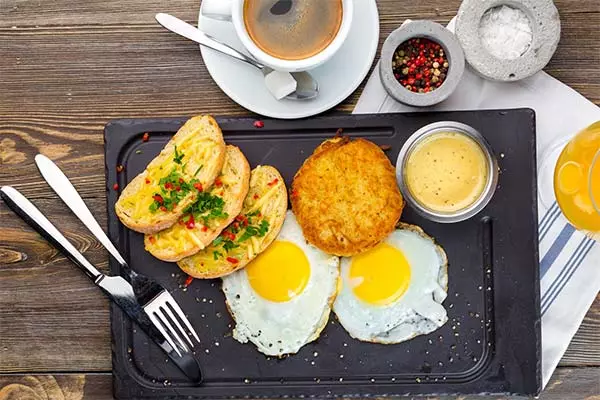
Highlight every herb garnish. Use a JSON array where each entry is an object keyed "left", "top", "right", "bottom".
[
  {"left": 183, "top": 191, "right": 228, "bottom": 226},
  {"left": 210, "top": 213, "right": 270, "bottom": 257},
  {"left": 149, "top": 150, "right": 200, "bottom": 213},
  {"left": 238, "top": 220, "right": 269, "bottom": 242},
  {"left": 149, "top": 167, "right": 199, "bottom": 212},
  {"left": 173, "top": 145, "right": 185, "bottom": 164},
  {"left": 223, "top": 239, "right": 239, "bottom": 252}
]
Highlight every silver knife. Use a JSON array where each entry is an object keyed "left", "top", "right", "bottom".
[{"left": 0, "top": 183, "right": 202, "bottom": 382}]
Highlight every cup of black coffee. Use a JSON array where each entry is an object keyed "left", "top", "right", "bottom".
[{"left": 202, "top": 0, "right": 354, "bottom": 72}]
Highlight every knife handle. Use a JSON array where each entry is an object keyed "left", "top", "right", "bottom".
[
  {"left": 0, "top": 186, "right": 103, "bottom": 282},
  {"left": 1, "top": 187, "right": 203, "bottom": 383}
]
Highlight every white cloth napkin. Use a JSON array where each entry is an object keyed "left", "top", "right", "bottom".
[{"left": 353, "top": 18, "right": 600, "bottom": 389}]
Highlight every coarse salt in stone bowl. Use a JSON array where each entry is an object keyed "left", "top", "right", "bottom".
[
  {"left": 455, "top": 0, "right": 561, "bottom": 81},
  {"left": 379, "top": 20, "right": 465, "bottom": 107}
]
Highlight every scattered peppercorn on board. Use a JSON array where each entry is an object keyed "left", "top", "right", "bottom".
[{"left": 105, "top": 110, "right": 541, "bottom": 399}]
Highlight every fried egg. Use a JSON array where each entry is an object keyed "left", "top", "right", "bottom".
[
  {"left": 222, "top": 210, "right": 340, "bottom": 356},
  {"left": 333, "top": 223, "right": 448, "bottom": 344}
]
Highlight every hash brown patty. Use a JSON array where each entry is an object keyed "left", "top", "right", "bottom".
[{"left": 291, "top": 138, "right": 404, "bottom": 256}]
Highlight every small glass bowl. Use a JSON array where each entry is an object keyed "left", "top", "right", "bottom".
[{"left": 396, "top": 121, "right": 499, "bottom": 223}]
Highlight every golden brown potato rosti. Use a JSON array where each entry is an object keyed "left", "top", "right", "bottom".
[{"left": 291, "top": 138, "right": 403, "bottom": 256}]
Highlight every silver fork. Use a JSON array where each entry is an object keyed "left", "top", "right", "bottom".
[
  {"left": 33, "top": 154, "right": 201, "bottom": 356},
  {"left": 0, "top": 185, "right": 202, "bottom": 381}
]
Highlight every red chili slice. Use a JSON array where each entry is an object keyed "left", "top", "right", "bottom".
[
  {"left": 184, "top": 275, "right": 194, "bottom": 287},
  {"left": 113, "top": 183, "right": 119, "bottom": 191},
  {"left": 160, "top": 206, "right": 167, "bottom": 212},
  {"left": 153, "top": 194, "right": 164, "bottom": 204},
  {"left": 142, "top": 132, "right": 150, "bottom": 142},
  {"left": 145, "top": 178, "right": 151, "bottom": 184},
  {"left": 215, "top": 178, "right": 223, "bottom": 187},
  {"left": 194, "top": 182, "right": 203, "bottom": 192},
  {"left": 148, "top": 236, "right": 156, "bottom": 244},
  {"left": 267, "top": 178, "right": 279, "bottom": 187},
  {"left": 226, "top": 257, "right": 239, "bottom": 264},
  {"left": 186, "top": 215, "right": 195, "bottom": 229}
]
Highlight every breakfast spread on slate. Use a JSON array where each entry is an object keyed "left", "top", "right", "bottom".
[
  {"left": 113, "top": 114, "right": 452, "bottom": 356},
  {"left": 4, "top": 0, "right": 599, "bottom": 397}
]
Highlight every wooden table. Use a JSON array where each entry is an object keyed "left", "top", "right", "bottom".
[{"left": 1, "top": 0, "right": 599, "bottom": 398}]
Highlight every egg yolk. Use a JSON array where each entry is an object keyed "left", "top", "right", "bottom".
[
  {"left": 349, "top": 243, "right": 411, "bottom": 306},
  {"left": 246, "top": 240, "right": 310, "bottom": 302}
]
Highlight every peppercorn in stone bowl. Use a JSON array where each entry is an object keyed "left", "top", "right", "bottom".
[{"left": 379, "top": 20, "right": 465, "bottom": 107}]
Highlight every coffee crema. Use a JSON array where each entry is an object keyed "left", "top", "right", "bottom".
[{"left": 243, "top": 0, "right": 343, "bottom": 61}]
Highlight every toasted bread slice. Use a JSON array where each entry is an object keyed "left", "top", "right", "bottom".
[
  {"left": 115, "top": 115, "right": 226, "bottom": 234},
  {"left": 177, "top": 166, "right": 288, "bottom": 279},
  {"left": 144, "top": 146, "right": 250, "bottom": 262}
]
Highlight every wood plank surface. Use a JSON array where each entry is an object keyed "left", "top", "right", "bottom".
[{"left": 1, "top": 0, "right": 599, "bottom": 398}]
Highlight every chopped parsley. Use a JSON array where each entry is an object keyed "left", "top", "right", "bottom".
[
  {"left": 238, "top": 220, "right": 269, "bottom": 242},
  {"left": 173, "top": 145, "right": 185, "bottom": 164},
  {"left": 223, "top": 239, "right": 239, "bottom": 252},
  {"left": 210, "top": 215, "right": 270, "bottom": 257},
  {"left": 193, "top": 165, "right": 203, "bottom": 176},
  {"left": 148, "top": 145, "right": 200, "bottom": 213},
  {"left": 183, "top": 191, "right": 228, "bottom": 226}
]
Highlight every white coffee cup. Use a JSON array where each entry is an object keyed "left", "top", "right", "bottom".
[{"left": 202, "top": 0, "right": 354, "bottom": 72}]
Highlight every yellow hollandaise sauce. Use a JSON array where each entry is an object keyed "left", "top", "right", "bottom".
[{"left": 404, "top": 131, "right": 489, "bottom": 213}]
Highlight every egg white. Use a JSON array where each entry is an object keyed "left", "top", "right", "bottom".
[
  {"left": 333, "top": 223, "right": 448, "bottom": 344},
  {"left": 222, "top": 210, "right": 340, "bottom": 356}
]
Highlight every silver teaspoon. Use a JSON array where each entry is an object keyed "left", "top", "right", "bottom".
[{"left": 155, "top": 13, "right": 319, "bottom": 101}]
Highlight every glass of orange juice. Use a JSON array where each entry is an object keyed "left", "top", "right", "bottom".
[{"left": 553, "top": 121, "right": 600, "bottom": 240}]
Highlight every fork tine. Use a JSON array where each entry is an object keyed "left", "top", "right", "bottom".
[
  {"left": 154, "top": 307, "right": 190, "bottom": 353},
  {"left": 163, "top": 302, "right": 194, "bottom": 348},
  {"left": 148, "top": 311, "right": 183, "bottom": 357},
  {"left": 166, "top": 295, "right": 201, "bottom": 342}
]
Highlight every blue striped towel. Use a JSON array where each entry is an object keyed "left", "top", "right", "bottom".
[{"left": 353, "top": 17, "right": 600, "bottom": 387}]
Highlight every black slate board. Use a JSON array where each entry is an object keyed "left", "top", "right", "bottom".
[{"left": 104, "top": 109, "right": 541, "bottom": 399}]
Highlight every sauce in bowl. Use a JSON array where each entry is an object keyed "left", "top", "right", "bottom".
[
  {"left": 404, "top": 131, "right": 489, "bottom": 213},
  {"left": 396, "top": 121, "right": 498, "bottom": 223}
]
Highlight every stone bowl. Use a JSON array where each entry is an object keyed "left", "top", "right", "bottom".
[
  {"left": 455, "top": 0, "right": 561, "bottom": 81},
  {"left": 379, "top": 20, "right": 465, "bottom": 107}
]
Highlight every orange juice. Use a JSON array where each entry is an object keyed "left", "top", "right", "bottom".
[{"left": 554, "top": 121, "right": 600, "bottom": 237}]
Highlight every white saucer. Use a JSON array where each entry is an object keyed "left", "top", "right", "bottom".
[{"left": 198, "top": 0, "right": 380, "bottom": 119}]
